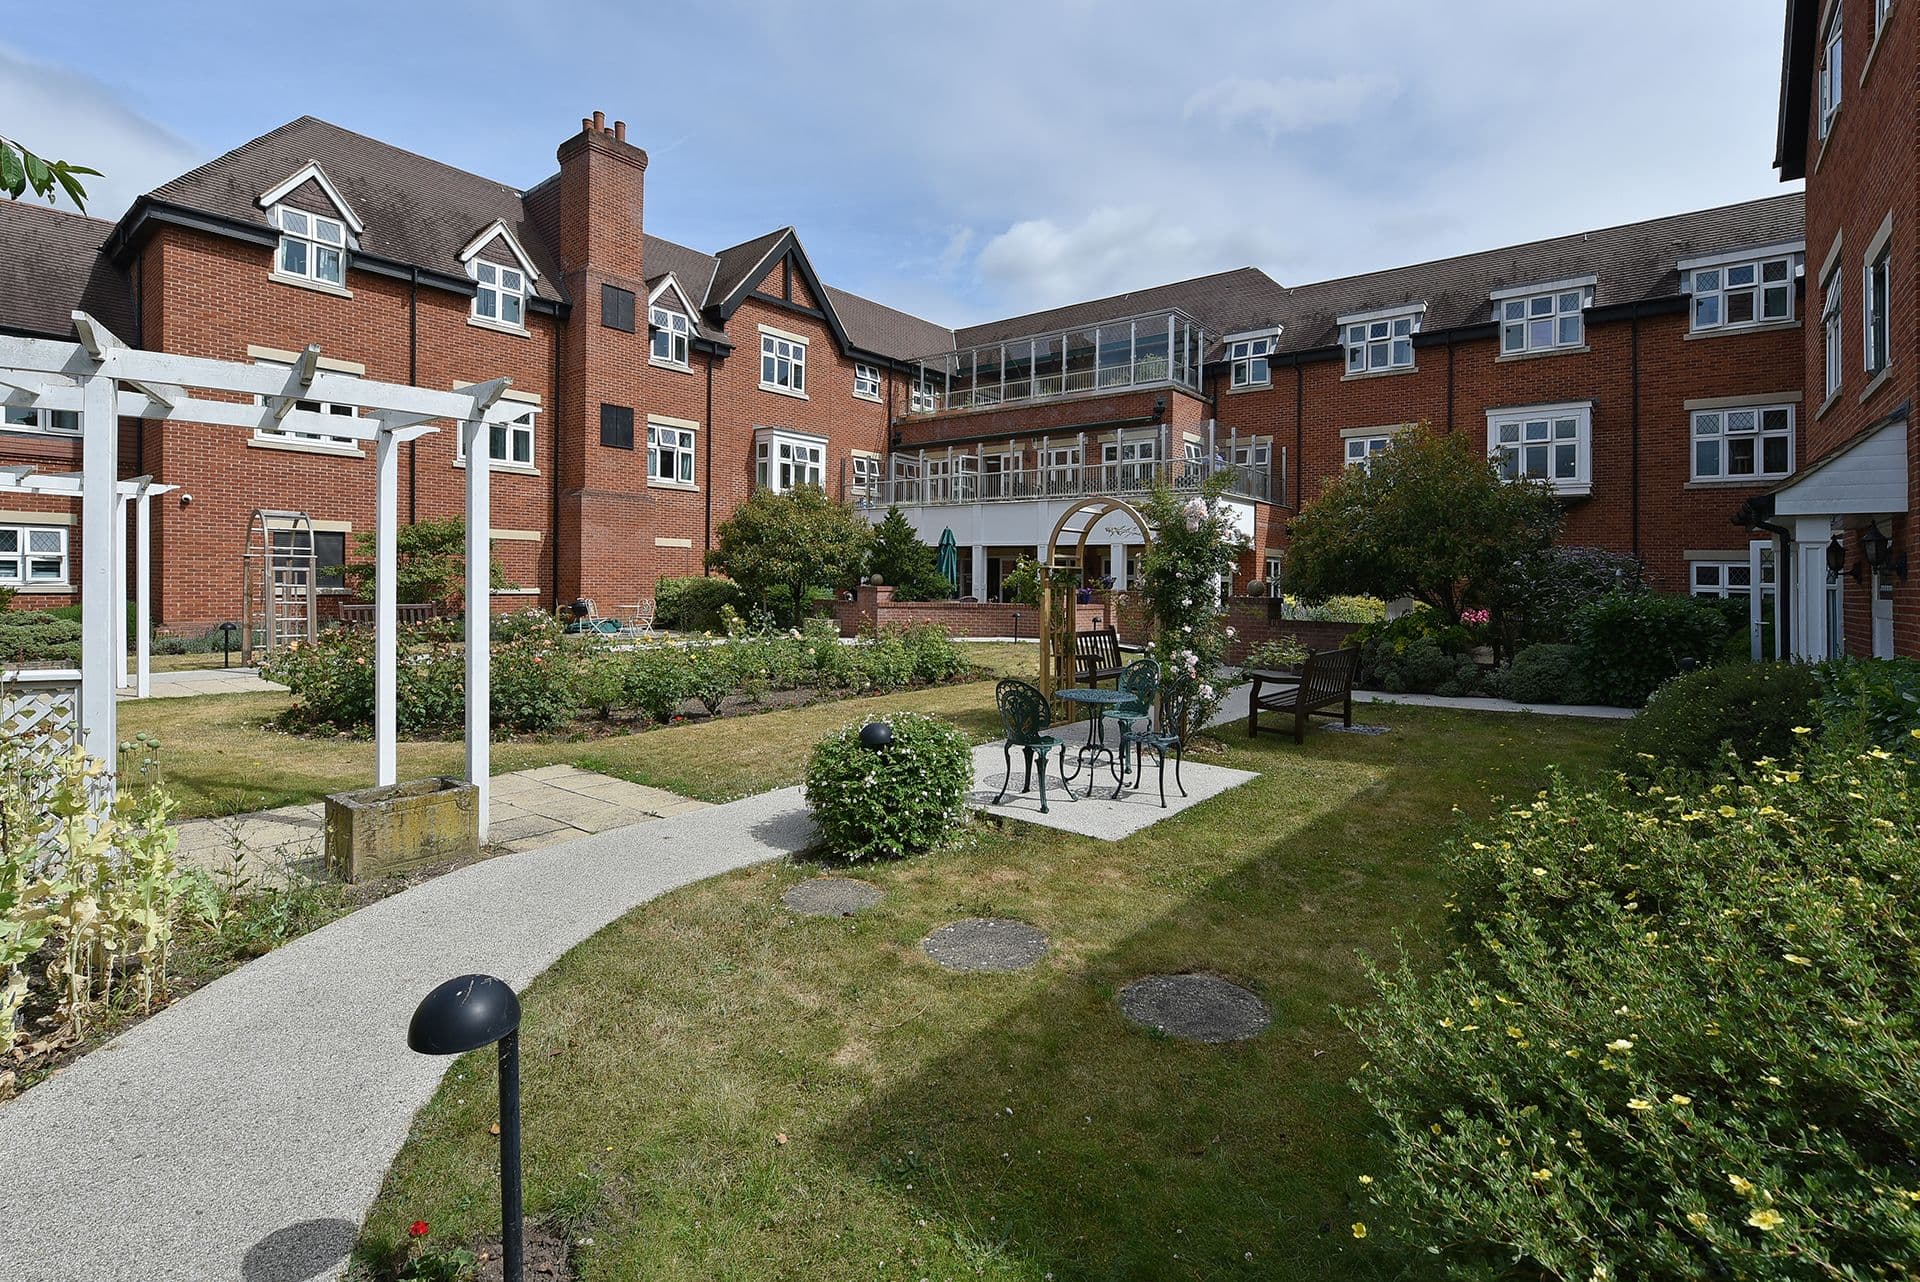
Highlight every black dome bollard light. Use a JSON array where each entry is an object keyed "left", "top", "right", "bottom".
[
  {"left": 408, "top": 975, "right": 524, "bottom": 1282},
  {"left": 859, "top": 720, "right": 894, "bottom": 753}
]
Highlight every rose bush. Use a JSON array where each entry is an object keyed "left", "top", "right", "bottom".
[{"left": 804, "top": 712, "right": 973, "bottom": 860}]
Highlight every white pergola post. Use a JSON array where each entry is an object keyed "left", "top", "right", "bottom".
[
  {"left": 463, "top": 415, "right": 493, "bottom": 843},
  {"left": 77, "top": 372, "right": 118, "bottom": 766},
  {"left": 135, "top": 487, "right": 153, "bottom": 699},
  {"left": 112, "top": 490, "right": 129, "bottom": 689},
  {"left": 373, "top": 428, "right": 400, "bottom": 787}
]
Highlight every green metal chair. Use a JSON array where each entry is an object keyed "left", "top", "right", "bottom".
[
  {"left": 1123, "top": 689, "right": 1192, "bottom": 808},
  {"left": 994, "top": 678, "right": 1065, "bottom": 814},
  {"left": 1101, "top": 658, "right": 1160, "bottom": 743}
]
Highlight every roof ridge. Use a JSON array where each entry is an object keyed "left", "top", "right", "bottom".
[
  {"left": 959, "top": 264, "right": 1277, "bottom": 333},
  {"left": 229, "top": 115, "right": 533, "bottom": 200},
  {"left": 1285, "top": 191, "right": 1806, "bottom": 296},
  {"left": 1, "top": 199, "right": 115, "bottom": 229}
]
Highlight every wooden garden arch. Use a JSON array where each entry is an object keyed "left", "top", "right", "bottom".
[{"left": 1037, "top": 495, "right": 1154, "bottom": 700}]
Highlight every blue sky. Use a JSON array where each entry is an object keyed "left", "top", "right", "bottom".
[{"left": 5, "top": 0, "right": 1797, "bottom": 329}]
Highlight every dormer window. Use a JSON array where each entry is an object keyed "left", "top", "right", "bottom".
[
  {"left": 650, "top": 307, "right": 690, "bottom": 367},
  {"left": 273, "top": 207, "right": 346, "bottom": 287},
  {"left": 1493, "top": 279, "right": 1592, "bottom": 355},
  {"left": 472, "top": 261, "right": 526, "bottom": 328},
  {"left": 1341, "top": 307, "right": 1421, "bottom": 375},
  {"left": 1226, "top": 331, "right": 1277, "bottom": 388},
  {"left": 1683, "top": 248, "right": 1799, "bottom": 332}
]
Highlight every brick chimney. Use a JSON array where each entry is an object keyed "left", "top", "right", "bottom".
[{"left": 553, "top": 111, "right": 652, "bottom": 609}]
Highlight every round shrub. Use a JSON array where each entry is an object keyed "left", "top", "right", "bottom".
[
  {"left": 1614, "top": 661, "right": 1820, "bottom": 776},
  {"left": 1488, "top": 642, "right": 1588, "bottom": 705},
  {"left": 804, "top": 712, "right": 972, "bottom": 860},
  {"left": 1571, "top": 592, "right": 1728, "bottom": 706},
  {"left": 622, "top": 646, "right": 691, "bottom": 724},
  {"left": 1348, "top": 739, "right": 1920, "bottom": 1278}
]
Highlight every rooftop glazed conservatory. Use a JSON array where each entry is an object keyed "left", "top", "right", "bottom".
[{"left": 905, "top": 309, "right": 1207, "bottom": 413}]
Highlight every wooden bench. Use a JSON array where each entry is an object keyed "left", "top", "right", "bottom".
[
  {"left": 1246, "top": 647, "right": 1360, "bottom": 743},
  {"left": 1064, "top": 625, "right": 1125, "bottom": 688},
  {"left": 336, "top": 602, "right": 438, "bottom": 628}
]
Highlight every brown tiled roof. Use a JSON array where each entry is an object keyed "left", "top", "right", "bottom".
[
  {"left": 823, "top": 286, "right": 953, "bottom": 362},
  {"left": 145, "top": 116, "right": 566, "bottom": 302},
  {"left": 1271, "top": 193, "right": 1807, "bottom": 352},
  {"left": 703, "top": 227, "right": 792, "bottom": 310},
  {"left": 0, "top": 200, "right": 133, "bottom": 339}
]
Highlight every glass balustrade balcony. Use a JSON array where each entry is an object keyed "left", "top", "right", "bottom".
[
  {"left": 906, "top": 309, "right": 1207, "bottom": 414},
  {"left": 877, "top": 449, "right": 1275, "bottom": 507}
]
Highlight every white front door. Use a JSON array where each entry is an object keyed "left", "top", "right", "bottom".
[{"left": 1873, "top": 570, "right": 1896, "bottom": 658}]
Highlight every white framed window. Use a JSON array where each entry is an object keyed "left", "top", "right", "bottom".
[
  {"left": 1865, "top": 241, "right": 1891, "bottom": 375},
  {"left": 456, "top": 407, "right": 538, "bottom": 469},
  {"left": 1691, "top": 557, "right": 1775, "bottom": 602},
  {"left": 1488, "top": 403, "right": 1592, "bottom": 496},
  {"left": 271, "top": 206, "right": 346, "bottom": 287},
  {"left": 760, "top": 331, "right": 807, "bottom": 396},
  {"left": 1819, "top": 9, "right": 1844, "bottom": 138},
  {"left": 471, "top": 260, "right": 526, "bottom": 328},
  {"left": 0, "top": 524, "right": 69, "bottom": 585},
  {"left": 853, "top": 363, "right": 882, "bottom": 402},
  {"left": 910, "top": 376, "right": 940, "bottom": 414},
  {"left": 1691, "top": 404, "right": 1794, "bottom": 481},
  {"left": 647, "top": 419, "right": 697, "bottom": 487},
  {"left": 1228, "top": 335, "right": 1276, "bottom": 388},
  {"left": 1341, "top": 309, "right": 1419, "bottom": 375},
  {"left": 1263, "top": 554, "right": 1284, "bottom": 585},
  {"left": 1344, "top": 434, "right": 1392, "bottom": 468},
  {"left": 2, "top": 406, "right": 80, "bottom": 435},
  {"left": 1876, "top": 0, "right": 1894, "bottom": 38},
  {"left": 1822, "top": 264, "right": 1844, "bottom": 399},
  {"left": 1231, "top": 440, "right": 1270, "bottom": 470},
  {"left": 1688, "top": 254, "right": 1796, "bottom": 332},
  {"left": 755, "top": 430, "right": 825, "bottom": 492},
  {"left": 851, "top": 453, "right": 882, "bottom": 496},
  {"left": 252, "top": 360, "right": 359, "bottom": 448},
  {"left": 650, "top": 307, "right": 690, "bottom": 368},
  {"left": 1496, "top": 285, "right": 1588, "bottom": 355}
]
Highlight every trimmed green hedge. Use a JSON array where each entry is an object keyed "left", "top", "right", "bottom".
[
  {"left": 654, "top": 576, "right": 744, "bottom": 632},
  {"left": 1614, "top": 661, "right": 1820, "bottom": 776}
]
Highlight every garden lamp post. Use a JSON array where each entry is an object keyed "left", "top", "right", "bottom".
[
  {"left": 217, "top": 621, "right": 237, "bottom": 669},
  {"left": 408, "top": 974, "right": 524, "bottom": 1282},
  {"left": 859, "top": 720, "right": 894, "bottom": 753}
]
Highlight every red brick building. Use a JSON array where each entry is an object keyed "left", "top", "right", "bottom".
[
  {"left": 0, "top": 69, "right": 1891, "bottom": 652},
  {"left": 1764, "top": 0, "right": 1914, "bottom": 660}
]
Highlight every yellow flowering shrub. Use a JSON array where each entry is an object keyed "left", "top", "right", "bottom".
[{"left": 1346, "top": 736, "right": 1920, "bottom": 1279}]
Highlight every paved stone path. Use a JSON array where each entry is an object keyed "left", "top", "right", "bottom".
[
  {"left": 172, "top": 764, "right": 709, "bottom": 884},
  {"left": 118, "top": 666, "right": 287, "bottom": 699},
  {"left": 0, "top": 785, "right": 813, "bottom": 1282}
]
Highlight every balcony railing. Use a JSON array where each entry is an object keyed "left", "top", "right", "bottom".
[
  {"left": 906, "top": 308, "right": 1207, "bottom": 415},
  {"left": 877, "top": 457, "right": 1274, "bottom": 507}
]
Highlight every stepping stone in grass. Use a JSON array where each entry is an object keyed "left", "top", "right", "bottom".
[
  {"left": 1322, "top": 723, "right": 1390, "bottom": 735},
  {"left": 1120, "top": 973, "right": 1272, "bottom": 1043},
  {"left": 922, "top": 918, "right": 1048, "bottom": 972},
  {"left": 782, "top": 877, "right": 883, "bottom": 918}
]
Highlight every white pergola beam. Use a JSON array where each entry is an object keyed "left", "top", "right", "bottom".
[
  {"left": 463, "top": 416, "right": 491, "bottom": 842},
  {"left": 77, "top": 372, "right": 117, "bottom": 763},
  {"left": 374, "top": 430, "right": 400, "bottom": 787},
  {"left": 113, "top": 491, "right": 129, "bottom": 690}
]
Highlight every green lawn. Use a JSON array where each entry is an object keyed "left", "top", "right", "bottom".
[
  {"left": 355, "top": 698, "right": 1619, "bottom": 1281},
  {"left": 120, "top": 643, "right": 1034, "bottom": 818}
]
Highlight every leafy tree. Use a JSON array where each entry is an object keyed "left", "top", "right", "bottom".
[
  {"left": 346, "top": 517, "right": 505, "bottom": 605},
  {"left": 866, "top": 507, "right": 950, "bottom": 601},
  {"left": 0, "top": 134, "right": 98, "bottom": 210},
  {"left": 1284, "top": 425, "right": 1559, "bottom": 646},
  {"left": 706, "top": 485, "right": 873, "bottom": 624}
]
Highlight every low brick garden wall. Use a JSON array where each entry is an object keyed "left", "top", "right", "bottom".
[
  {"left": 1112, "top": 594, "right": 1360, "bottom": 663},
  {"left": 832, "top": 585, "right": 1112, "bottom": 640}
]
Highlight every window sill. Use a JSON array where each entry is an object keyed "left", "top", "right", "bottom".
[
  {"left": 1861, "top": 17, "right": 1892, "bottom": 85},
  {"left": 1684, "top": 320, "right": 1800, "bottom": 341},
  {"left": 453, "top": 459, "right": 541, "bottom": 476},
  {"left": 468, "top": 315, "right": 531, "bottom": 339},
  {"left": 1496, "top": 345, "right": 1590, "bottom": 363},
  {"left": 1550, "top": 484, "right": 1593, "bottom": 500},
  {"left": 649, "top": 357, "right": 693, "bottom": 374},
  {"left": 1686, "top": 477, "right": 1790, "bottom": 490},
  {"left": 246, "top": 434, "right": 366, "bottom": 459},
  {"left": 853, "top": 392, "right": 883, "bottom": 404},
  {"left": 269, "top": 271, "right": 352, "bottom": 299},
  {"left": 646, "top": 479, "right": 700, "bottom": 493},
  {"left": 1816, "top": 388, "right": 1844, "bottom": 420},
  {"left": 491, "top": 587, "right": 538, "bottom": 597},
  {"left": 759, "top": 382, "right": 809, "bottom": 401},
  {"left": 6, "top": 583, "right": 73, "bottom": 595},
  {"left": 1225, "top": 382, "right": 1273, "bottom": 394},
  {"left": 0, "top": 426, "right": 80, "bottom": 440},
  {"left": 1859, "top": 365, "right": 1893, "bottom": 403},
  {"left": 1341, "top": 365, "right": 1416, "bottom": 382}
]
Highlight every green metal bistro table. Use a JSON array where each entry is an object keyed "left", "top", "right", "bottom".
[{"left": 1055, "top": 687, "right": 1134, "bottom": 799}]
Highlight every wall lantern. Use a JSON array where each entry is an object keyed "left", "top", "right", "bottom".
[
  {"left": 409, "top": 975, "right": 525, "bottom": 1282},
  {"left": 1860, "top": 522, "right": 1907, "bottom": 581},
  {"left": 1825, "top": 535, "right": 1848, "bottom": 582}
]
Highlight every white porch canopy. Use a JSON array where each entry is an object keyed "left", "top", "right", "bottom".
[{"left": 0, "top": 311, "right": 529, "bottom": 838}]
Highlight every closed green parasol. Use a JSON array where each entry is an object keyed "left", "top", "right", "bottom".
[{"left": 936, "top": 527, "right": 960, "bottom": 591}]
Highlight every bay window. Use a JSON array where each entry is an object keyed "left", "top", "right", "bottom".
[
  {"left": 1488, "top": 403, "right": 1592, "bottom": 496},
  {"left": 755, "top": 429, "right": 825, "bottom": 492}
]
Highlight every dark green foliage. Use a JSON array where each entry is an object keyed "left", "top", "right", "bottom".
[
  {"left": 1356, "top": 611, "right": 1479, "bottom": 695},
  {"left": 1813, "top": 656, "right": 1920, "bottom": 745},
  {"left": 804, "top": 712, "right": 973, "bottom": 859},
  {"left": 1506, "top": 546, "right": 1646, "bottom": 646},
  {"left": 653, "top": 576, "right": 744, "bottom": 632},
  {"left": 1570, "top": 593, "right": 1729, "bottom": 707},
  {"left": 1486, "top": 642, "right": 1588, "bottom": 705},
  {"left": 1348, "top": 740, "right": 1920, "bottom": 1279},
  {"left": 866, "top": 508, "right": 951, "bottom": 602},
  {"left": 346, "top": 517, "right": 506, "bottom": 605},
  {"left": 706, "top": 486, "right": 873, "bottom": 625},
  {"left": 1613, "top": 662, "right": 1820, "bottom": 775},
  {"left": 0, "top": 610, "right": 83, "bottom": 666}
]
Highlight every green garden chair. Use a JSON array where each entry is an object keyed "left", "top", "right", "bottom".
[
  {"left": 1122, "top": 688, "right": 1192, "bottom": 808},
  {"left": 994, "top": 678, "right": 1065, "bottom": 814},
  {"left": 1101, "top": 658, "right": 1160, "bottom": 743}
]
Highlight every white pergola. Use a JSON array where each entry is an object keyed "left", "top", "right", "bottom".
[{"left": 0, "top": 311, "right": 527, "bottom": 838}]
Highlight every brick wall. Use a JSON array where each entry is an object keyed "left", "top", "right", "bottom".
[{"left": 832, "top": 584, "right": 1110, "bottom": 638}]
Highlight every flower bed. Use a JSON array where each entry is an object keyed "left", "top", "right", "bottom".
[{"left": 262, "top": 611, "right": 973, "bottom": 739}]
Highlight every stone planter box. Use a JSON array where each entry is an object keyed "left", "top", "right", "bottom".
[{"left": 325, "top": 776, "right": 479, "bottom": 883}]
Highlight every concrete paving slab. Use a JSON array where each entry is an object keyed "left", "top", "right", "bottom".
[
  {"left": 966, "top": 742, "right": 1256, "bottom": 839},
  {"left": 0, "top": 788, "right": 817, "bottom": 1282}
]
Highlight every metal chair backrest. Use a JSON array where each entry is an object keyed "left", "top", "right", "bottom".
[
  {"left": 1115, "top": 658, "right": 1159, "bottom": 713},
  {"left": 1158, "top": 687, "right": 1194, "bottom": 741},
  {"left": 996, "top": 678, "right": 1053, "bottom": 745}
]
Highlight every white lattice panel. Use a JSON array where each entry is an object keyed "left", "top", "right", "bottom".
[{"left": 1, "top": 669, "right": 83, "bottom": 763}]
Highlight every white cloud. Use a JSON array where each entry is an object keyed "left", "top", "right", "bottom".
[
  {"left": 0, "top": 44, "right": 203, "bottom": 219},
  {"left": 1183, "top": 74, "right": 1399, "bottom": 141},
  {"left": 976, "top": 206, "right": 1272, "bottom": 307}
]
